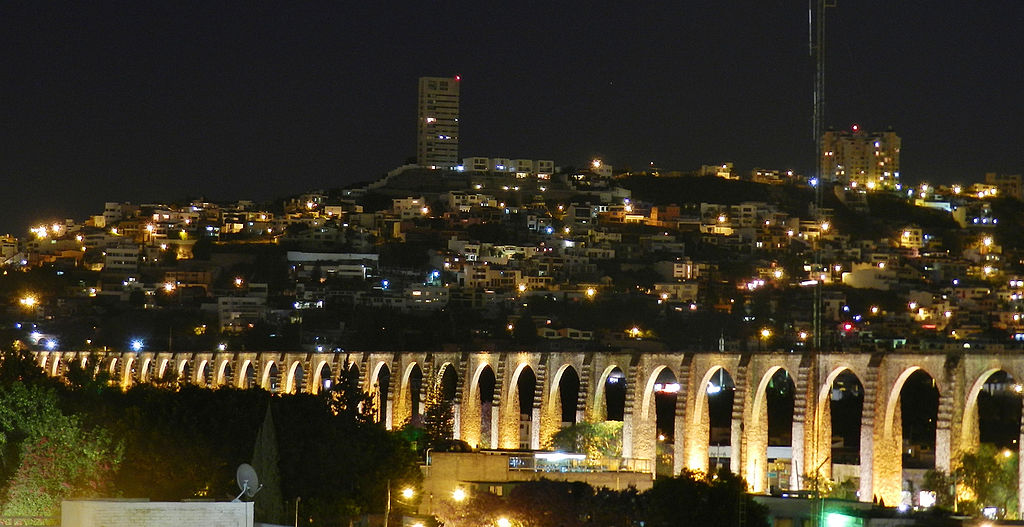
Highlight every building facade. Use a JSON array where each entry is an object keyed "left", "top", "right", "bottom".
[
  {"left": 417, "top": 76, "right": 460, "bottom": 169},
  {"left": 821, "top": 126, "right": 901, "bottom": 190}
]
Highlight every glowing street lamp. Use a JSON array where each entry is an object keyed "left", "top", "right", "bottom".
[
  {"left": 452, "top": 487, "right": 467, "bottom": 502},
  {"left": 585, "top": 287, "right": 596, "bottom": 299},
  {"left": 130, "top": 339, "right": 144, "bottom": 352},
  {"left": 19, "top": 295, "right": 38, "bottom": 309},
  {"left": 496, "top": 518, "right": 512, "bottom": 527}
]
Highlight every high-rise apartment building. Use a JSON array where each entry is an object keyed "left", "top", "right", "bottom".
[
  {"left": 417, "top": 76, "right": 460, "bottom": 169},
  {"left": 821, "top": 125, "right": 901, "bottom": 190}
]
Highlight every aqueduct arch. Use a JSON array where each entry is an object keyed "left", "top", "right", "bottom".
[{"left": 32, "top": 348, "right": 1024, "bottom": 514}]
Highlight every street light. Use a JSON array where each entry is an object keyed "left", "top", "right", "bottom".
[
  {"left": 384, "top": 482, "right": 415, "bottom": 527},
  {"left": 452, "top": 487, "right": 467, "bottom": 502},
  {"left": 497, "top": 517, "right": 512, "bottom": 527}
]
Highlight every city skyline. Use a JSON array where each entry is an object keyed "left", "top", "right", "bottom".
[{"left": 2, "top": 1, "right": 1022, "bottom": 234}]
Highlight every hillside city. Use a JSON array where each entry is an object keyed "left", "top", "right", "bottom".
[
  {"left": 3, "top": 74, "right": 1024, "bottom": 527},
  {"left": 4, "top": 148, "right": 1023, "bottom": 358}
]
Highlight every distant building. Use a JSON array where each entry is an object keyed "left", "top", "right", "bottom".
[
  {"left": 700, "top": 163, "right": 735, "bottom": 180},
  {"left": 460, "top": 157, "right": 555, "bottom": 179},
  {"left": 985, "top": 172, "right": 1022, "bottom": 200},
  {"left": 821, "top": 125, "right": 901, "bottom": 190},
  {"left": 417, "top": 76, "right": 460, "bottom": 169}
]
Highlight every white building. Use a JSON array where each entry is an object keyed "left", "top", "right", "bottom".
[{"left": 417, "top": 76, "right": 460, "bottom": 169}]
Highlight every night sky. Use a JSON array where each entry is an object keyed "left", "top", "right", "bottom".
[{"left": 2, "top": 1, "right": 1021, "bottom": 234}]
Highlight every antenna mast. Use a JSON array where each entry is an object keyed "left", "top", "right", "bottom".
[{"left": 810, "top": 0, "right": 833, "bottom": 351}]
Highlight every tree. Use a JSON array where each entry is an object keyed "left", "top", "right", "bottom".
[
  {"left": 923, "top": 444, "right": 1018, "bottom": 518},
  {"left": 957, "top": 444, "right": 1017, "bottom": 518},
  {"left": 507, "top": 479, "right": 592, "bottom": 527},
  {"left": 643, "top": 469, "right": 769, "bottom": 527},
  {"left": 421, "top": 374, "right": 455, "bottom": 454},
  {"left": 325, "top": 366, "right": 376, "bottom": 424},
  {"left": 252, "top": 404, "right": 285, "bottom": 524},
  {"left": 0, "top": 382, "right": 122, "bottom": 517},
  {"left": 0, "top": 349, "right": 47, "bottom": 385},
  {"left": 550, "top": 421, "right": 623, "bottom": 459}
]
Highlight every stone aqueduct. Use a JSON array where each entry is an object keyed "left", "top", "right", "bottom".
[{"left": 33, "top": 349, "right": 1024, "bottom": 509}]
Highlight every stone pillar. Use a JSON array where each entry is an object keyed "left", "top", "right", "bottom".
[
  {"left": 742, "top": 380, "right": 768, "bottom": 494},
  {"left": 791, "top": 359, "right": 814, "bottom": 491},
  {"left": 498, "top": 361, "right": 520, "bottom": 449},
  {"left": 452, "top": 402, "right": 462, "bottom": 440},
  {"left": 621, "top": 365, "right": 638, "bottom": 460},
  {"left": 813, "top": 385, "right": 833, "bottom": 482},
  {"left": 682, "top": 367, "right": 710, "bottom": 473},
  {"left": 673, "top": 358, "right": 691, "bottom": 476},
  {"left": 872, "top": 390, "right": 903, "bottom": 508},
  {"left": 530, "top": 404, "right": 541, "bottom": 450},
  {"left": 732, "top": 360, "right": 749, "bottom": 481},
  {"left": 935, "top": 390, "right": 954, "bottom": 473},
  {"left": 859, "top": 366, "right": 878, "bottom": 503},
  {"left": 489, "top": 399, "right": 500, "bottom": 448},
  {"left": 391, "top": 360, "right": 410, "bottom": 429}
]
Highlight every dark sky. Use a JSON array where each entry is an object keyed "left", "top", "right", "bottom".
[{"left": 2, "top": 1, "right": 1022, "bottom": 234}]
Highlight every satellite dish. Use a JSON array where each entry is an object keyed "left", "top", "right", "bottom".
[{"left": 234, "top": 463, "right": 263, "bottom": 501}]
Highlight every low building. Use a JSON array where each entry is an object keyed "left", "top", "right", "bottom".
[{"left": 419, "top": 451, "right": 653, "bottom": 517}]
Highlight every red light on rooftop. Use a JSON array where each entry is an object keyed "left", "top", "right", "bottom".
[
  {"left": 852, "top": 124, "right": 860, "bottom": 132},
  {"left": 454, "top": 75, "right": 461, "bottom": 81}
]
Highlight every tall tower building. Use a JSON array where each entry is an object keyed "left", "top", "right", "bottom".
[
  {"left": 417, "top": 76, "right": 460, "bottom": 169},
  {"left": 821, "top": 125, "right": 901, "bottom": 190}
]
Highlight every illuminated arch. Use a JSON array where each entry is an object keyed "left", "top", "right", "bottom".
[
  {"left": 139, "top": 358, "right": 153, "bottom": 382},
  {"left": 693, "top": 365, "right": 730, "bottom": 426},
  {"left": 311, "top": 360, "right": 331, "bottom": 394},
  {"left": 261, "top": 360, "right": 280, "bottom": 392},
  {"left": 286, "top": 360, "right": 304, "bottom": 394},
  {"left": 238, "top": 360, "right": 256, "bottom": 389},
  {"left": 216, "top": 359, "right": 232, "bottom": 386},
  {"left": 594, "top": 364, "right": 625, "bottom": 420},
  {"left": 961, "top": 366, "right": 1015, "bottom": 450},
  {"left": 196, "top": 359, "right": 210, "bottom": 385},
  {"left": 122, "top": 356, "right": 135, "bottom": 387},
  {"left": 640, "top": 365, "right": 675, "bottom": 421},
  {"left": 883, "top": 366, "right": 927, "bottom": 440},
  {"left": 547, "top": 363, "right": 579, "bottom": 414}
]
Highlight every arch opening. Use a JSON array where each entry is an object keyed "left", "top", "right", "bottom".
[
  {"left": 652, "top": 367, "right": 678, "bottom": 477},
  {"left": 373, "top": 363, "right": 391, "bottom": 425},
  {"left": 705, "top": 366, "right": 736, "bottom": 472},
  {"left": 407, "top": 363, "right": 424, "bottom": 426},
  {"left": 316, "top": 362, "right": 332, "bottom": 393},
  {"left": 557, "top": 365, "right": 580, "bottom": 427},
  {"left": 603, "top": 367, "right": 626, "bottom": 421},
  {"left": 898, "top": 370, "right": 939, "bottom": 470},
  {"left": 266, "top": 362, "right": 281, "bottom": 393},
  {"left": 515, "top": 366, "right": 537, "bottom": 449},
  {"left": 288, "top": 362, "right": 304, "bottom": 394},
  {"left": 179, "top": 361, "right": 191, "bottom": 384},
  {"left": 830, "top": 370, "right": 864, "bottom": 466},
  {"left": 199, "top": 360, "right": 212, "bottom": 386},
  {"left": 439, "top": 363, "right": 458, "bottom": 402},
  {"left": 240, "top": 361, "right": 255, "bottom": 389},
  {"left": 477, "top": 365, "right": 496, "bottom": 448},
  {"left": 972, "top": 370, "right": 1022, "bottom": 452},
  {"left": 221, "top": 362, "right": 233, "bottom": 387}
]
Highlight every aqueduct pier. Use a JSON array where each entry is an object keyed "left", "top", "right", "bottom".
[{"left": 33, "top": 348, "right": 1024, "bottom": 510}]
